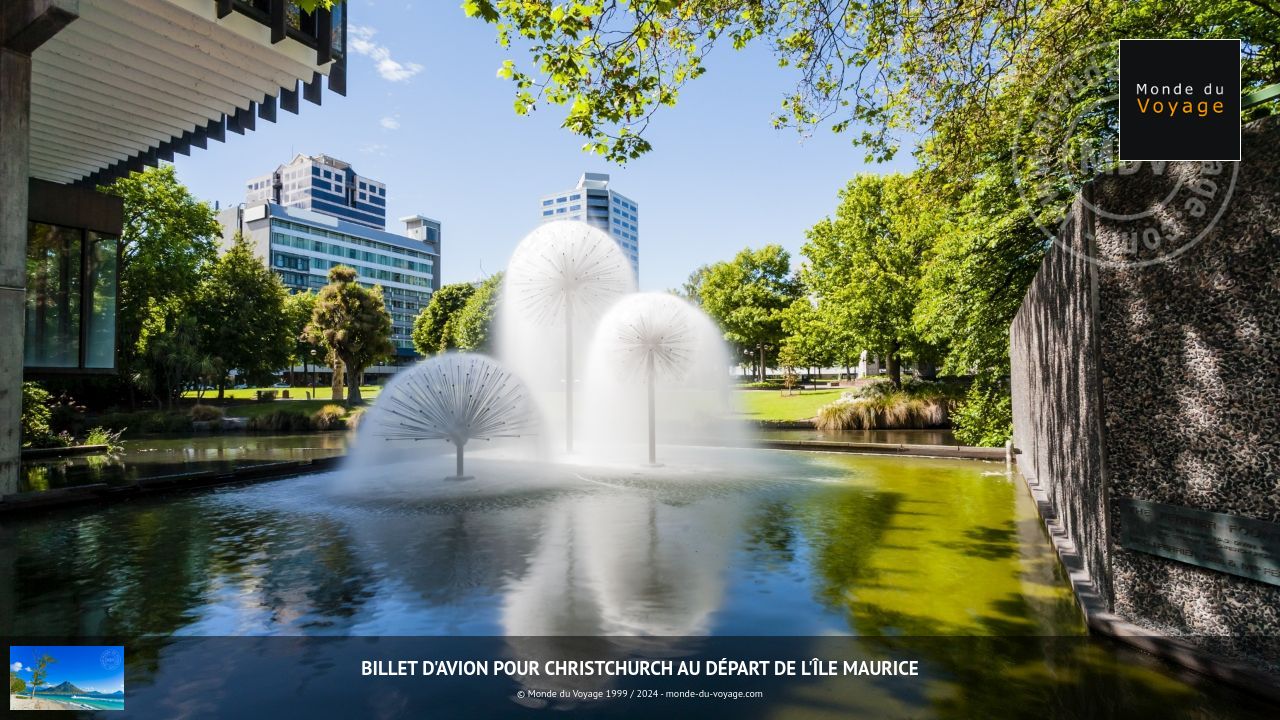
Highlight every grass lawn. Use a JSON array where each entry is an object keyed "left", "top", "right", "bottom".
[
  {"left": 184, "top": 386, "right": 382, "bottom": 402},
  {"left": 735, "top": 388, "right": 844, "bottom": 421}
]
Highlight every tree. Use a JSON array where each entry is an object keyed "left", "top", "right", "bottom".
[
  {"left": 305, "top": 266, "right": 394, "bottom": 406},
  {"left": 101, "top": 166, "right": 220, "bottom": 406},
  {"left": 451, "top": 273, "right": 503, "bottom": 352},
  {"left": 465, "top": 1, "right": 1278, "bottom": 165},
  {"left": 412, "top": 282, "right": 476, "bottom": 356},
  {"left": 136, "top": 297, "right": 205, "bottom": 409},
  {"left": 195, "top": 234, "right": 292, "bottom": 399},
  {"left": 697, "top": 246, "right": 800, "bottom": 382},
  {"left": 801, "top": 174, "right": 939, "bottom": 387},
  {"left": 30, "top": 653, "right": 54, "bottom": 699},
  {"left": 672, "top": 264, "right": 710, "bottom": 306},
  {"left": 283, "top": 290, "right": 323, "bottom": 387},
  {"left": 10, "top": 670, "right": 25, "bottom": 695},
  {"left": 779, "top": 298, "right": 837, "bottom": 381}
]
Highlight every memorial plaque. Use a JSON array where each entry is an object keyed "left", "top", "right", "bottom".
[{"left": 1116, "top": 497, "right": 1280, "bottom": 586}]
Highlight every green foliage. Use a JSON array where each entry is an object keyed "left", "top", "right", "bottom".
[
  {"left": 413, "top": 282, "right": 477, "bottom": 355},
  {"left": 311, "top": 404, "right": 348, "bottom": 430},
  {"left": 196, "top": 233, "right": 292, "bottom": 395},
  {"left": 466, "top": 1, "right": 1279, "bottom": 165},
  {"left": 451, "top": 272, "right": 504, "bottom": 352},
  {"left": 136, "top": 296, "right": 206, "bottom": 408},
  {"left": 814, "top": 381, "right": 960, "bottom": 431},
  {"left": 30, "top": 653, "right": 55, "bottom": 697},
  {"left": 801, "top": 174, "right": 939, "bottom": 386},
  {"left": 247, "top": 409, "right": 316, "bottom": 432},
  {"left": 82, "top": 426, "right": 125, "bottom": 452},
  {"left": 283, "top": 289, "right": 324, "bottom": 369},
  {"left": 11, "top": 670, "right": 25, "bottom": 694},
  {"left": 20, "top": 382, "right": 53, "bottom": 448},
  {"left": 305, "top": 266, "right": 394, "bottom": 406},
  {"left": 101, "top": 166, "right": 221, "bottom": 404},
  {"left": 697, "top": 245, "right": 800, "bottom": 381},
  {"left": 189, "top": 404, "right": 226, "bottom": 422},
  {"left": 952, "top": 377, "right": 1014, "bottom": 447}
]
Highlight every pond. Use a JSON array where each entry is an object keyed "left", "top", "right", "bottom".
[{"left": 1, "top": 448, "right": 1270, "bottom": 717}]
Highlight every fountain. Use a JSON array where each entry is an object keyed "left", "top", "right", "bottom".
[
  {"left": 588, "top": 293, "right": 696, "bottom": 464},
  {"left": 364, "top": 354, "right": 538, "bottom": 479},
  {"left": 501, "top": 222, "right": 635, "bottom": 453}
]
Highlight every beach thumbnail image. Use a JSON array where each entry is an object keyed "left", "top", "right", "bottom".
[{"left": 10, "top": 646, "right": 124, "bottom": 711}]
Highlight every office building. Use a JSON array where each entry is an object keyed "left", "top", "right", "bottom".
[
  {"left": 220, "top": 156, "right": 440, "bottom": 370},
  {"left": 246, "top": 154, "right": 387, "bottom": 229},
  {"left": 540, "top": 173, "right": 639, "bottom": 278}
]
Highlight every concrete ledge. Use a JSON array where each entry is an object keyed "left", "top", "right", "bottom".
[
  {"left": 757, "top": 439, "right": 1006, "bottom": 460},
  {"left": 20, "top": 444, "right": 108, "bottom": 459},
  {"left": 0, "top": 455, "right": 344, "bottom": 515},
  {"left": 1017, "top": 468, "right": 1280, "bottom": 704}
]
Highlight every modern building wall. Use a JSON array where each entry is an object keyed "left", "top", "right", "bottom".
[
  {"left": 540, "top": 172, "right": 639, "bottom": 278},
  {"left": 219, "top": 201, "right": 440, "bottom": 365},
  {"left": 1010, "top": 116, "right": 1280, "bottom": 676},
  {"left": 246, "top": 154, "right": 387, "bottom": 230}
]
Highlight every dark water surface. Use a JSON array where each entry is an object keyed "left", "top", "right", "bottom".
[{"left": 2, "top": 449, "right": 1272, "bottom": 717}]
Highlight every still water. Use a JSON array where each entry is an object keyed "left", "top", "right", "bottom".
[{"left": 1, "top": 449, "right": 1272, "bottom": 717}]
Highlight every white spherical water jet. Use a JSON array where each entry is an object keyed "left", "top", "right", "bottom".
[
  {"left": 582, "top": 293, "right": 739, "bottom": 464},
  {"left": 500, "top": 221, "right": 636, "bottom": 455},
  {"left": 362, "top": 353, "right": 539, "bottom": 479}
]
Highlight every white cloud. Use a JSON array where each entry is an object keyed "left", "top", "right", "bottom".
[
  {"left": 380, "top": 115, "right": 401, "bottom": 130},
  {"left": 349, "top": 25, "right": 423, "bottom": 83},
  {"left": 10, "top": 662, "right": 21, "bottom": 672},
  {"left": 360, "top": 143, "right": 390, "bottom": 156}
]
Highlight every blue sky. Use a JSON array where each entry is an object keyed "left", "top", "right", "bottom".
[
  {"left": 10, "top": 646, "right": 125, "bottom": 694},
  {"left": 173, "top": 1, "right": 914, "bottom": 291}
]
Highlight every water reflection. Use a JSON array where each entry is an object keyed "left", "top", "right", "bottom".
[{"left": 1, "top": 450, "right": 1274, "bottom": 717}]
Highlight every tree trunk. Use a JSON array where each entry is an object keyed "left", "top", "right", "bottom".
[
  {"left": 331, "top": 358, "right": 344, "bottom": 404},
  {"left": 887, "top": 342, "right": 902, "bottom": 388},
  {"left": 345, "top": 362, "right": 362, "bottom": 406},
  {"left": 217, "top": 378, "right": 225, "bottom": 401},
  {"left": 758, "top": 344, "right": 766, "bottom": 383}
]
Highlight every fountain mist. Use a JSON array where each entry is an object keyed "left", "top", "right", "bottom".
[{"left": 500, "top": 222, "right": 635, "bottom": 454}]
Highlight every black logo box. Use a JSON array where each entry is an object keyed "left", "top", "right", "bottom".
[{"left": 1119, "top": 38, "right": 1241, "bottom": 162}]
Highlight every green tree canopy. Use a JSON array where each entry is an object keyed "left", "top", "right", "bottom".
[
  {"left": 412, "top": 282, "right": 477, "bottom": 355},
  {"left": 451, "top": 273, "right": 503, "bottom": 353},
  {"left": 305, "top": 266, "right": 394, "bottom": 406},
  {"left": 283, "top": 290, "right": 324, "bottom": 370},
  {"left": 196, "top": 234, "right": 292, "bottom": 396},
  {"left": 801, "top": 174, "right": 939, "bottom": 387},
  {"left": 697, "top": 245, "right": 800, "bottom": 382},
  {"left": 101, "top": 166, "right": 221, "bottom": 405},
  {"left": 465, "top": 1, "right": 1278, "bottom": 166}
]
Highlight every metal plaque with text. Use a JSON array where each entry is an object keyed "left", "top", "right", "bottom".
[{"left": 1116, "top": 497, "right": 1280, "bottom": 587}]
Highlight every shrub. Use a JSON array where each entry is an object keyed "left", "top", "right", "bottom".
[
  {"left": 814, "top": 380, "right": 959, "bottom": 431},
  {"left": 247, "top": 410, "right": 315, "bottom": 432},
  {"left": 345, "top": 407, "right": 367, "bottom": 432},
  {"left": 952, "top": 377, "right": 1013, "bottom": 447},
  {"left": 82, "top": 426, "right": 125, "bottom": 453},
  {"left": 190, "top": 404, "right": 226, "bottom": 421},
  {"left": 20, "top": 382, "right": 53, "bottom": 447},
  {"left": 311, "top": 404, "right": 347, "bottom": 430},
  {"left": 740, "top": 381, "right": 785, "bottom": 390}
]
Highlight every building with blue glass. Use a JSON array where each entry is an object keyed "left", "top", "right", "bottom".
[
  {"left": 540, "top": 173, "right": 639, "bottom": 278},
  {"left": 220, "top": 157, "right": 440, "bottom": 372},
  {"left": 246, "top": 154, "right": 387, "bottom": 229}
]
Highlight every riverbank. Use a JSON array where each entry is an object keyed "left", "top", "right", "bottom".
[{"left": 10, "top": 693, "right": 89, "bottom": 710}]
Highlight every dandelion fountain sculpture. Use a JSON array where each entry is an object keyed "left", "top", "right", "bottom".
[
  {"left": 504, "top": 222, "right": 635, "bottom": 453},
  {"left": 368, "top": 354, "right": 538, "bottom": 479},
  {"left": 592, "top": 293, "right": 698, "bottom": 464}
]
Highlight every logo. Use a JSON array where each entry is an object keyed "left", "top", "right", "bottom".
[
  {"left": 100, "top": 648, "right": 122, "bottom": 671},
  {"left": 1119, "top": 39, "right": 1241, "bottom": 161},
  {"left": 1012, "top": 41, "right": 1238, "bottom": 268}
]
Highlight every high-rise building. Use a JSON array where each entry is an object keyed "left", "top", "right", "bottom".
[
  {"left": 220, "top": 156, "right": 440, "bottom": 371},
  {"left": 246, "top": 154, "right": 387, "bottom": 230},
  {"left": 539, "top": 173, "right": 639, "bottom": 278}
]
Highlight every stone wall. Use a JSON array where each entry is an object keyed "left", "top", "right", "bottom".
[{"left": 1011, "top": 116, "right": 1280, "bottom": 668}]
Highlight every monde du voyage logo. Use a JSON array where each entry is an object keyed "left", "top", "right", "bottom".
[{"left": 1119, "top": 39, "right": 1241, "bottom": 161}]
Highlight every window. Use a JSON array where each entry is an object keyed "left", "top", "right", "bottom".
[
  {"left": 542, "top": 199, "right": 553, "bottom": 206},
  {"left": 556, "top": 196, "right": 567, "bottom": 203},
  {"left": 542, "top": 210, "right": 554, "bottom": 216},
  {"left": 24, "top": 223, "right": 118, "bottom": 370}
]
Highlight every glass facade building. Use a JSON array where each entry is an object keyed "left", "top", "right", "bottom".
[
  {"left": 221, "top": 197, "right": 440, "bottom": 364},
  {"left": 246, "top": 154, "right": 387, "bottom": 230},
  {"left": 540, "top": 173, "right": 639, "bottom": 279}
]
